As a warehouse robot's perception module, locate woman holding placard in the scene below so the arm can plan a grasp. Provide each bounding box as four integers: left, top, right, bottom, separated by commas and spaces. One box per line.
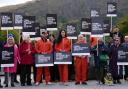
35, 30, 53, 85
55, 30, 71, 86
93, 38, 109, 84
19, 35, 34, 86
4, 35, 20, 87
74, 34, 88, 85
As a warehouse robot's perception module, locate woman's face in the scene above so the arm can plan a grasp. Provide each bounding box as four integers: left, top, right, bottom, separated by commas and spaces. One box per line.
50, 36, 54, 42
125, 37, 128, 43
8, 38, 14, 45
24, 37, 30, 43
61, 31, 66, 38
78, 35, 83, 43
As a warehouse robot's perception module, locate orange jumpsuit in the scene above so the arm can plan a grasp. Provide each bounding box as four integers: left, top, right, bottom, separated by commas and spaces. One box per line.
74, 41, 88, 82
55, 37, 71, 82
90, 37, 97, 48
35, 39, 53, 83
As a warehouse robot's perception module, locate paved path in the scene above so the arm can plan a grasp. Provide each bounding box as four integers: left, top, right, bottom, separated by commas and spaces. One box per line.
1, 80, 128, 89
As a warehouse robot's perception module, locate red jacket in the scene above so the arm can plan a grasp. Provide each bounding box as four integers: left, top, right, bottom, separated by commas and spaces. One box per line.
35, 39, 53, 54
19, 41, 34, 64
55, 37, 71, 52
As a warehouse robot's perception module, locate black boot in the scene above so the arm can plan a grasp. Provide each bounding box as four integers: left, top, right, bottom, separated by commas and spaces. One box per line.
11, 84, 15, 87
27, 83, 32, 86
5, 84, 8, 87
117, 80, 121, 84
0, 85, 3, 88
21, 83, 25, 86
14, 80, 19, 83
113, 79, 117, 84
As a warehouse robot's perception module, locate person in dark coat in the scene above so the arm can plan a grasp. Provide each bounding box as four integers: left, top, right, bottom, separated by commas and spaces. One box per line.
110, 27, 124, 43
122, 36, 128, 80
0, 40, 3, 88
92, 38, 109, 84
109, 37, 121, 84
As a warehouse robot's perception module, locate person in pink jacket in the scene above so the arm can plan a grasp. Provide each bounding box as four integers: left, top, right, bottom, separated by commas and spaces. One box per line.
3, 36, 20, 87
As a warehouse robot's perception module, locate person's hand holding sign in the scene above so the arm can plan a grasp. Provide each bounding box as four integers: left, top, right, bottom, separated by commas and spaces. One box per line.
60, 49, 65, 52
28, 51, 31, 54
26, 48, 30, 52
41, 52, 47, 54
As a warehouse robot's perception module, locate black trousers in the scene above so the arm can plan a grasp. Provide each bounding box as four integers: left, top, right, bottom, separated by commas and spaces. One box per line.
96, 62, 107, 84
33, 65, 37, 83
50, 65, 59, 81
5, 72, 15, 85
20, 64, 31, 85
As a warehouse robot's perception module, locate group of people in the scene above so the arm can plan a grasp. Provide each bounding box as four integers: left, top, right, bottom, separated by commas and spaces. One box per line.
0, 27, 127, 88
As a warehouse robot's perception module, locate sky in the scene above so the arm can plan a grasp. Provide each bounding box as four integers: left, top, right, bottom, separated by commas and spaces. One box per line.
0, 0, 33, 7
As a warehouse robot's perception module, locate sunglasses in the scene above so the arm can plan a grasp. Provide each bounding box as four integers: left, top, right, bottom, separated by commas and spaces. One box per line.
42, 32, 47, 34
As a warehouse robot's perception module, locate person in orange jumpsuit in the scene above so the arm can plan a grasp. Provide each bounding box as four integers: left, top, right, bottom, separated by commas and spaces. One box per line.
35, 29, 53, 85
90, 37, 97, 48
55, 29, 71, 86
74, 34, 88, 85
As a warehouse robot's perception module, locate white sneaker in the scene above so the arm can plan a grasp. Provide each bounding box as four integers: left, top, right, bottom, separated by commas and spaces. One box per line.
46, 82, 52, 85
35, 82, 39, 86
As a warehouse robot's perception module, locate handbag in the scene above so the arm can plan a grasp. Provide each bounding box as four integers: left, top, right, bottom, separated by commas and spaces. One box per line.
99, 54, 109, 62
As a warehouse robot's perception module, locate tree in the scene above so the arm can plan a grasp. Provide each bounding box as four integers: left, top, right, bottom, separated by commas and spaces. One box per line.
0, 30, 19, 44
116, 16, 128, 35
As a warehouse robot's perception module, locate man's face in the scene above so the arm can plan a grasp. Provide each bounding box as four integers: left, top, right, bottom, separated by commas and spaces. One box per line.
98, 39, 103, 44
125, 37, 128, 43
114, 39, 120, 45
41, 32, 47, 38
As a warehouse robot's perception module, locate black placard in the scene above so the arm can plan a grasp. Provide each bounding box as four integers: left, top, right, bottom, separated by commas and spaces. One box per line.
66, 24, 78, 39
30, 35, 40, 41
81, 18, 91, 35
14, 13, 23, 29
117, 47, 128, 62
91, 8, 100, 18
46, 14, 57, 31
107, 2, 117, 17
1, 47, 14, 67
72, 43, 90, 56
91, 17, 103, 37
35, 54, 53, 67
54, 52, 72, 64
35, 23, 40, 36
1, 12, 13, 30
30, 23, 40, 41
103, 19, 110, 36
22, 16, 36, 35
91, 8, 103, 37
